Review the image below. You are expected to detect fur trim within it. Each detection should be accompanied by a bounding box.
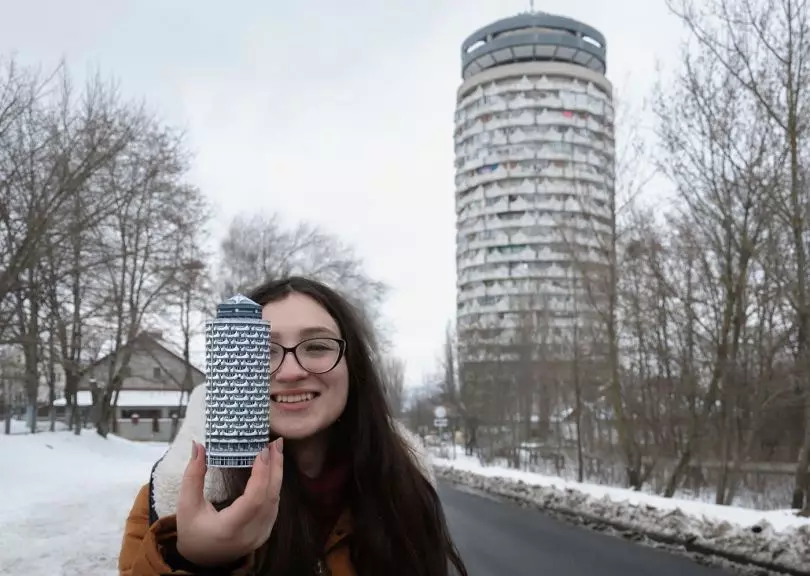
[151,384,434,519]
[151,384,230,518]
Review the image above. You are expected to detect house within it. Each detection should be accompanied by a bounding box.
[54,332,206,442]
[0,346,67,415]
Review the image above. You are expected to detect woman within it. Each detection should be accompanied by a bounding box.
[119,276,468,575]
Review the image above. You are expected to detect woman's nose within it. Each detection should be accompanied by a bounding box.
[273,351,308,381]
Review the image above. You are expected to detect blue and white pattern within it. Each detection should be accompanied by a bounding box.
[204,294,271,467]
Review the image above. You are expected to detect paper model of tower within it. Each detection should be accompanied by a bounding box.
[204,294,271,468]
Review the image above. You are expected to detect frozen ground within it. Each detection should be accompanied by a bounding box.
[434,452,810,573]
[0,421,167,576]
[2,422,808,575]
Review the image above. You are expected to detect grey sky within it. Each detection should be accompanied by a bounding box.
[0,0,682,386]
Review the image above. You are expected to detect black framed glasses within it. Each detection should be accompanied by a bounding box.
[270,337,346,375]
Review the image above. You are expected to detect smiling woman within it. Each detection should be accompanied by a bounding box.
[118,276,468,576]
[262,292,350,444]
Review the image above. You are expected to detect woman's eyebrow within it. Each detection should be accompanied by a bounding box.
[271,326,340,339]
[299,326,340,338]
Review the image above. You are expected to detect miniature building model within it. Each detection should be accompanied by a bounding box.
[204,294,271,467]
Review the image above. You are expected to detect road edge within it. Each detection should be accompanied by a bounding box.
[435,465,806,576]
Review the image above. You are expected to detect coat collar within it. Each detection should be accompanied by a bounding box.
[151,384,434,519]
[324,509,353,552]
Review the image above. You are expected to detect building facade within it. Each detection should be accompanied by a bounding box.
[204,294,271,468]
[454,12,614,361]
[52,332,206,442]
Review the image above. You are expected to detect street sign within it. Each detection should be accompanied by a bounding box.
[434,406,447,419]
[434,417,448,428]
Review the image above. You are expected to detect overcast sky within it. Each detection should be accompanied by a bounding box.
[0,0,683,387]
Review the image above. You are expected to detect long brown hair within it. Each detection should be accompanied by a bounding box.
[226,276,467,575]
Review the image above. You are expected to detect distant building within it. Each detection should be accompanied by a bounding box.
[0,346,66,409]
[454,11,614,355]
[54,332,205,442]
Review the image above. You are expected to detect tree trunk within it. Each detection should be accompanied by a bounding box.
[792,399,810,510]
[96,398,111,438]
[73,405,82,436]
[3,379,12,435]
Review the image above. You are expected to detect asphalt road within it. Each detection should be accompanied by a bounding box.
[439,482,731,576]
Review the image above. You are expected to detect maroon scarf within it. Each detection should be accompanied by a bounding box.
[299,458,352,549]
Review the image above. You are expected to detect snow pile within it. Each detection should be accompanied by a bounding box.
[434,455,810,573]
[0,424,167,576]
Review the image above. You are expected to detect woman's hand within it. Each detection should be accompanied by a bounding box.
[175,438,284,567]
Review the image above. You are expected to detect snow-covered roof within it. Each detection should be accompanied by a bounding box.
[53,389,189,408]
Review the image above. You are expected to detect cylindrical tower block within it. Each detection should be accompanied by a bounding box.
[204,294,271,468]
[455,12,614,354]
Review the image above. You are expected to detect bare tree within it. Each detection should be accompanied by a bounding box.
[1,64,140,432]
[561,272,587,482]
[0,345,23,434]
[37,71,145,434]
[0,57,211,439]
[171,255,210,438]
[440,322,457,405]
[667,0,810,512]
[653,25,782,499]
[381,355,406,417]
[557,91,654,489]
[403,380,442,440]
[0,59,60,318]
[456,314,507,461]
[510,304,543,469]
[218,212,388,336]
[91,122,209,437]
[142,248,212,441]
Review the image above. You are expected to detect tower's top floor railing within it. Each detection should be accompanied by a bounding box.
[461,13,607,80]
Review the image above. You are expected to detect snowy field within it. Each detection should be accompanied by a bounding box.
[434,452,810,572]
[0,421,167,576]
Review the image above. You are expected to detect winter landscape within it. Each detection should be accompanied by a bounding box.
[4,0,810,574]
[2,421,808,575]
[0,422,166,575]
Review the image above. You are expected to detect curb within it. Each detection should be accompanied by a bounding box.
[435,466,805,575]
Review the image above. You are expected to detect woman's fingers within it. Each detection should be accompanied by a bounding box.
[178,441,208,519]
[175,440,284,565]
[266,438,284,501]
[221,439,284,526]
[178,437,285,544]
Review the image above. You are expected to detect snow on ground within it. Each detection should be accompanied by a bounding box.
[434,452,810,572]
[3,422,808,574]
[0,421,167,576]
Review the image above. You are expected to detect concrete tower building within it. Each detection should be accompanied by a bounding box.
[454,12,614,363]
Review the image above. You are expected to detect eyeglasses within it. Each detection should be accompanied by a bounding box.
[270,337,346,375]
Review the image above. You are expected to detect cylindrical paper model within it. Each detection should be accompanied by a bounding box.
[204,294,271,468]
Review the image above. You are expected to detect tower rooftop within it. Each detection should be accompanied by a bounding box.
[461,12,607,80]
[216,294,262,319]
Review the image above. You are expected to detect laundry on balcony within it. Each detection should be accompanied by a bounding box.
[477,163,499,174]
